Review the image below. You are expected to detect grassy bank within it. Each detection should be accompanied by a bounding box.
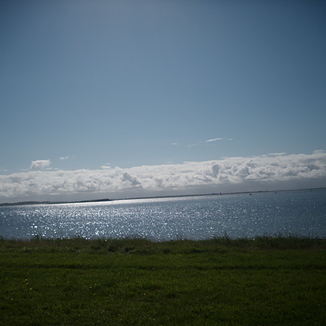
[1,237,326,325]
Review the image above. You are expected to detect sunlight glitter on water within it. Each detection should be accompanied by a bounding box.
[1,189,325,240]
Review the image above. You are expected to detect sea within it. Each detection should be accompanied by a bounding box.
[1,188,325,241]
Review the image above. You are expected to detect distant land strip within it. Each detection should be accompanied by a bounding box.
[0,187,325,207]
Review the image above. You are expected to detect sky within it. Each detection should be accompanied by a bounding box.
[1,0,326,203]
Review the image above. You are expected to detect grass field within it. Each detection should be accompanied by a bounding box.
[1,236,326,325]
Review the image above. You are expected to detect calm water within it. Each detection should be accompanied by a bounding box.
[1,189,325,240]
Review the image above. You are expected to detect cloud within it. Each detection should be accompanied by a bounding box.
[122,172,141,187]
[205,138,223,143]
[30,160,51,170]
[189,137,224,147]
[1,151,326,202]
[60,156,70,160]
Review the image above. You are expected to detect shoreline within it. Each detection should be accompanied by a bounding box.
[1,235,326,250]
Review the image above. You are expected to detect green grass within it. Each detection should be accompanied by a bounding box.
[1,236,326,325]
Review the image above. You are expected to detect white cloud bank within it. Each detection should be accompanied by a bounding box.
[1,151,326,202]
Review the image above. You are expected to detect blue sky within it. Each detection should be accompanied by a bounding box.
[1,0,326,203]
